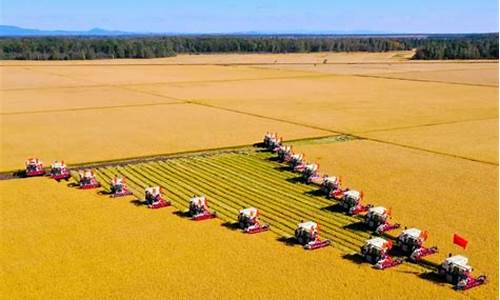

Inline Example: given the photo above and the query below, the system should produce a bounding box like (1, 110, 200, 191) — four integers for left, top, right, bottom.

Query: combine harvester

(340, 190, 373, 215)
(237, 207, 270, 234)
(361, 237, 404, 269)
(109, 176, 133, 197)
(189, 195, 217, 221)
(363, 206, 400, 235)
(78, 169, 100, 189)
(321, 176, 347, 200)
(395, 228, 438, 261)
(145, 186, 171, 209)
(276, 145, 293, 163)
(25, 158, 45, 177)
(290, 153, 305, 171)
(49, 160, 70, 181)
(263, 132, 282, 152)
(438, 255, 487, 290)
(301, 163, 323, 184)
(294, 221, 331, 250)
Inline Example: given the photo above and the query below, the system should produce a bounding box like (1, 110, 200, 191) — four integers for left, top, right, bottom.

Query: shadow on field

(173, 210, 191, 218)
(221, 221, 241, 231)
(304, 189, 325, 197)
(130, 199, 148, 206)
(97, 190, 112, 196)
(417, 271, 447, 286)
(267, 156, 280, 162)
(274, 165, 291, 172)
(285, 176, 305, 184)
(277, 236, 297, 247)
(67, 182, 79, 188)
(343, 221, 368, 232)
(321, 203, 345, 213)
(342, 253, 365, 264)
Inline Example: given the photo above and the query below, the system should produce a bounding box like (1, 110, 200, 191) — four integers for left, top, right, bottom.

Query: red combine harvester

(438, 255, 487, 290)
(396, 228, 438, 261)
(25, 158, 45, 177)
(237, 207, 269, 234)
(189, 195, 216, 221)
(360, 237, 404, 270)
(109, 176, 133, 197)
(363, 206, 400, 235)
(49, 160, 70, 181)
(320, 176, 346, 200)
(277, 145, 293, 163)
(301, 163, 322, 184)
(294, 221, 331, 250)
(78, 169, 100, 189)
(340, 190, 373, 215)
(145, 186, 171, 209)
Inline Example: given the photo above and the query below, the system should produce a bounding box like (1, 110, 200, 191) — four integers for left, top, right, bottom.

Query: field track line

(189, 101, 499, 166)
(358, 116, 499, 134)
(1, 101, 188, 116)
(351, 73, 499, 88)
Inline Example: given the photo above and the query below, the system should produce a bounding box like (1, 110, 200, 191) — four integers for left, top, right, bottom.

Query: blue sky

(1, 0, 498, 33)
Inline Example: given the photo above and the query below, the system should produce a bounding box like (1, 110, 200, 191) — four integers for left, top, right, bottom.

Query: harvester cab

(78, 169, 100, 189)
(189, 195, 216, 221)
(396, 228, 438, 261)
(341, 190, 372, 215)
(110, 176, 133, 197)
(50, 160, 70, 181)
(360, 237, 404, 269)
(438, 255, 487, 290)
(25, 158, 45, 177)
(238, 207, 269, 234)
(294, 221, 331, 250)
(364, 206, 400, 234)
(145, 186, 170, 209)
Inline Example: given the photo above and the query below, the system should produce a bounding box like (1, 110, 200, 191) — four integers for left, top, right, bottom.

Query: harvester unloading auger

(189, 195, 217, 221)
(438, 255, 487, 290)
(49, 160, 70, 181)
(237, 207, 269, 234)
(25, 158, 46, 177)
(145, 186, 171, 209)
(109, 176, 133, 197)
(78, 169, 100, 189)
(360, 237, 404, 270)
(395, 228, 438, 261)
(294, 221, 331, 250)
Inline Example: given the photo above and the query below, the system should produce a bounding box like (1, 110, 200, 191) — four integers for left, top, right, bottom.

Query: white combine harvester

(363, 206, 400, 235)
(189, 195, 217, 221)
(237, 207, 269, 234)
(109, 176, 133, 197)
(300, 163, 322, 184)
(277, 145, 293, 163)
(145, 186, 171, 209)
(290, 153, 305, 171)
(320, 176, 346, 199)
(438, 255, 487, 290)
(25, 158, 45, 177)
(396, 228, 438, 261)
(340, 190, 372, 215)
(263, 132, 282, 152)
(49, 160, 70, 181)
(78, 169, 100, 189)
(360, 237, 404, 270)
(294, 221, 331, 250)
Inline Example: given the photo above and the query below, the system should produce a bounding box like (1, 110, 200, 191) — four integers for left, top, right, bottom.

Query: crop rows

(94, 150, 374, 253)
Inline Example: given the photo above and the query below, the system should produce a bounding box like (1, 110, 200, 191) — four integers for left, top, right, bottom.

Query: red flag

(453, 234, 468, 249)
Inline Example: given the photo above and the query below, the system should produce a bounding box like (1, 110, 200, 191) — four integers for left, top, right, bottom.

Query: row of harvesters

(263, 132, 487, 290)
(25, 158, 71, 181)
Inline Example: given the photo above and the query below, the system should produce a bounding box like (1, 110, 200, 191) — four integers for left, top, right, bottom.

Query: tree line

(0, 34, 497, 60)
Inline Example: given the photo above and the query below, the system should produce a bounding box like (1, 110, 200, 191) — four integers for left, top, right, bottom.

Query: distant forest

(0, 34, 497, 60)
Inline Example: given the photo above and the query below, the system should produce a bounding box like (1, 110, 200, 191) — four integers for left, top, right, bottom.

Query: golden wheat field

(1, 52, 498, 299)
